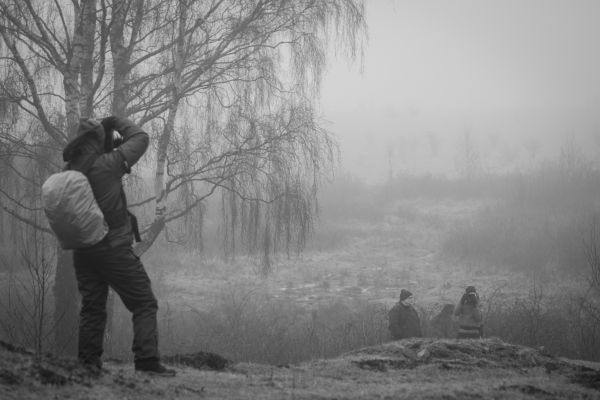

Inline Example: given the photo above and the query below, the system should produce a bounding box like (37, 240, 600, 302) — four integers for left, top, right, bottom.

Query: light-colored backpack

(42, 163, 108, 249)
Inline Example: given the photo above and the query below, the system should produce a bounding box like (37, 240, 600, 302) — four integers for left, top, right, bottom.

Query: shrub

(107, 286, 389, 365)
(484, 285, 600, 361)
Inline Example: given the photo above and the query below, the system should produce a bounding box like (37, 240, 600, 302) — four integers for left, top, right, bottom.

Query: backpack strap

(121, 188, 142, 242)
(113, 186, 142, 242)
(129, 211, 142, 242)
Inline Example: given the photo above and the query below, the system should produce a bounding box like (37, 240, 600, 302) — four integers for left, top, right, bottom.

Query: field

(103, 193, 583, 364)
(2, 172, 600, 398)
(2, 169, 599, 365)
(151, 198, 525, 313)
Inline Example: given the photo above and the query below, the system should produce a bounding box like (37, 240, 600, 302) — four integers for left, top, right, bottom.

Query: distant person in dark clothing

(429, 303, 457, 338)
(388, 289, 422, 340)
(454, 286, 483, 339)
(64, 117, 175, 376)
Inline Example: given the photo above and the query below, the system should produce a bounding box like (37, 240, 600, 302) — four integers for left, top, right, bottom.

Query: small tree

(0, 227, 56, 357)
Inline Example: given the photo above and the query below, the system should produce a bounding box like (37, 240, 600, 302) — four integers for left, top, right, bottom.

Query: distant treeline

(320, 159, 600, 220)
(318, 161, 600, 275)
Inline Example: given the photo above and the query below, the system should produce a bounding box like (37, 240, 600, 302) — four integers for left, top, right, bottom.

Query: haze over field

(3, 2, 600, 398)
(320, 0, 600, 181)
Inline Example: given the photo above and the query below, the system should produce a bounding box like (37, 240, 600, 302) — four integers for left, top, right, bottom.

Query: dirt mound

(162, 351, 230, 371)
(345, 337, 600, 391)
(348, 337, 561, 370)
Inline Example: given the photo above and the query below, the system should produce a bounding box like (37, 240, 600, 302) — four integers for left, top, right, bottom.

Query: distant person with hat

(388, 289, 422, 340)
(454, 286, 483, 339)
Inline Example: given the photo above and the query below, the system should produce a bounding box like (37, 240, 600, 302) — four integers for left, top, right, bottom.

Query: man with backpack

(59, 116, 175, 376)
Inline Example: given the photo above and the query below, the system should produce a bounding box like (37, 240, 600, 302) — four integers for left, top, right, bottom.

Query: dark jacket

(67, 117, 149, 249)
(388, 302, 422, 340)
(454, 301, 483, 338)
(430, 304, 457, 338)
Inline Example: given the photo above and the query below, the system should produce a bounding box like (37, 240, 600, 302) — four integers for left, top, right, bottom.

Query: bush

(484, 285, 600, 361)
(107, 287, 390, 365)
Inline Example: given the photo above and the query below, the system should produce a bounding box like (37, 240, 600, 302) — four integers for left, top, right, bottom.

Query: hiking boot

(135, 359, 176, 377)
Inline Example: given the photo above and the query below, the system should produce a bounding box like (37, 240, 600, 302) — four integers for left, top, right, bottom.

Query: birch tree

(0, 0, 366, 355)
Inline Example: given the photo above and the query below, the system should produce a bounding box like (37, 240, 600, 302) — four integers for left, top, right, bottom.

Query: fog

(4, 0, 600, 374)
(320, 0, 600, 181)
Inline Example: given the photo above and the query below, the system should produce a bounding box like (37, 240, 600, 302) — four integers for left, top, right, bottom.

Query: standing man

(388, 289, 422, 340)
(63, 116, 175, 376)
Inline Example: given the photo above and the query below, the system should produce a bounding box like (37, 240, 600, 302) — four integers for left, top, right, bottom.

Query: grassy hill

(1, 338, 598, 400)
(3, 176, 600, 397)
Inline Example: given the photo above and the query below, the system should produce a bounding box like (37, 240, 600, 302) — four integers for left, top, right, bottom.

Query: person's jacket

(454, 302, 483, 329)
(388, 302, 422, 340)
(66, 117, 149, 250)
(430, 304, 457, 338)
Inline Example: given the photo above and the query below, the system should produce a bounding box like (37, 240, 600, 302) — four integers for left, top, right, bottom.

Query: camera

(113, 131, 123, 148)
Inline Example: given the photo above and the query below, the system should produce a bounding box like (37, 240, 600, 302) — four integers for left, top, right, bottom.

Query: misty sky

(320, 0, 600, 181)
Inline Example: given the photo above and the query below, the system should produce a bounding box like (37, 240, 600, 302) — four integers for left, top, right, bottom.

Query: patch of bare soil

(162, 351, 230, 370)
(2, 338, 599, 400)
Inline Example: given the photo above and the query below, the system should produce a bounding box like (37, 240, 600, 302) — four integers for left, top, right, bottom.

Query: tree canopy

(0, 0, 366, 258)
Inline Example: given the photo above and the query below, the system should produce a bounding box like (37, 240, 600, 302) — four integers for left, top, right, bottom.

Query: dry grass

(1, 338, 598, 400)
(101, 197, 588, 365)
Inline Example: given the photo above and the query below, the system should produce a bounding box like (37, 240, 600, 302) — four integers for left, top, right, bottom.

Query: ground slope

(1, 338, 599, 400)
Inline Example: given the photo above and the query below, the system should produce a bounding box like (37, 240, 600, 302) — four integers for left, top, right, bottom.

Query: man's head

(463, 286, 479, 305)
(464, 292, 478, 306)
(63, 119, 106, 161)
(400, 289, 413, 305)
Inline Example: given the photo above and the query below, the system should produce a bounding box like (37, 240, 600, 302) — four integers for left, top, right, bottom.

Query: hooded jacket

(64, 117, 149, 250)
(454, 295, 483, 332)
(388, 302, 422, 340)
(430, 304, 457, 338)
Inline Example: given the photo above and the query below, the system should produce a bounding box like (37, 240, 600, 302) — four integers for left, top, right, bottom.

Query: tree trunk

(53, 249, 79, 355)
(53, 0, 97, 356)
(54, 70, 81, 357)
(79, 0, 98, 117)
(110, 0, 144, 115)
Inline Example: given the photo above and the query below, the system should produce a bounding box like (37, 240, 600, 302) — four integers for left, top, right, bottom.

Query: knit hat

(400, 289, 413, 301)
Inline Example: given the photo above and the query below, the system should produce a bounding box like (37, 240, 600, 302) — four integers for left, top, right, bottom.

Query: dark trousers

(73, 246, 159, 364)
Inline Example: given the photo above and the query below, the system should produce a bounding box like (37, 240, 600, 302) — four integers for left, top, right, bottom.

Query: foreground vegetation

(1, 337, 598, 400)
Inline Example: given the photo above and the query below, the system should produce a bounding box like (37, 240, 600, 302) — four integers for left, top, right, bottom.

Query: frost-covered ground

(2, 199, 598, 398)
(146, 198, 533, 315)
(2, 338, 599, 400)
